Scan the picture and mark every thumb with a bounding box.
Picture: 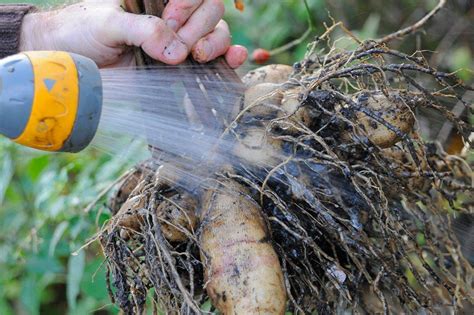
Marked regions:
[110,12,189,64]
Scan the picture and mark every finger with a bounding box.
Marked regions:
[101,51,136,69]
[225,45,248,69]
[110,12,189,65]
[177,0,225,49]
[162,0,203,32]
[191,20,231,63]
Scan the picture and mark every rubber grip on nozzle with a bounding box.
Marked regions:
[61,53,103,153]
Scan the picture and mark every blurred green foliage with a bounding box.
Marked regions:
[0,0,472,313]
[0,138,139,314]
[222,0,473,79]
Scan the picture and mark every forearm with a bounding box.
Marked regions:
[0,4,36,58]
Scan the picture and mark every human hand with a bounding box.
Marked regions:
[20,0,247,68]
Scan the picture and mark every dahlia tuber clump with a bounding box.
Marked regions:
[99,1,472,314]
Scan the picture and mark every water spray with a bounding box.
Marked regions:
[0,51,245,172]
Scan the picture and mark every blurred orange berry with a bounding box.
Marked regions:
[234,0,245,12]
[252,48,271,64]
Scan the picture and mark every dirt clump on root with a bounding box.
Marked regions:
[99,5,473,315]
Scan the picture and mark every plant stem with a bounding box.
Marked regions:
[265,0,316,57]
[377,0,447,44]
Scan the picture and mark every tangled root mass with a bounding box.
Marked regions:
[99,3,473,314]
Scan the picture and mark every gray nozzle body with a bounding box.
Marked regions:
[0,53,34,139]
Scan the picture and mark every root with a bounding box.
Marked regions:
[98,0,473,313]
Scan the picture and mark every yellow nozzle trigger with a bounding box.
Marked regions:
[14,51,79,151]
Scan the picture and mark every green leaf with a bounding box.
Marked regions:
[48,221,69,257]
[201,299,213,312]
[0,288,14,315]
[360,13,380,39]
[26,155,49,181]
[449,46,472,81]
[0,151,13,204]
[20,275,39,315]
[67,251,85,309]
[80,258,109,300]
[26,256,64,274]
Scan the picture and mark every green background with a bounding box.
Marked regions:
[0,0,472,314]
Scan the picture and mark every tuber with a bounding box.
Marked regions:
[114,176,198,242]
[200,179,287,315]
[342,91,416,148]
[109,168,143,214]
[242,64,294,88]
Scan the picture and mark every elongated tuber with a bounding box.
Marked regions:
[200,179,287,315]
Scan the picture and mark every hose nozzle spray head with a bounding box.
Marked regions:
[0,51,103,152]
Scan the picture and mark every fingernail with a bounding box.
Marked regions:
[193,40,213,62]
[164,39,188,61]
[166,19,179,32]
[194,40,213,62]
[201,40,213,60]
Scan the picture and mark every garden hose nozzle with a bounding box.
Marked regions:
[0,51,102,152]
